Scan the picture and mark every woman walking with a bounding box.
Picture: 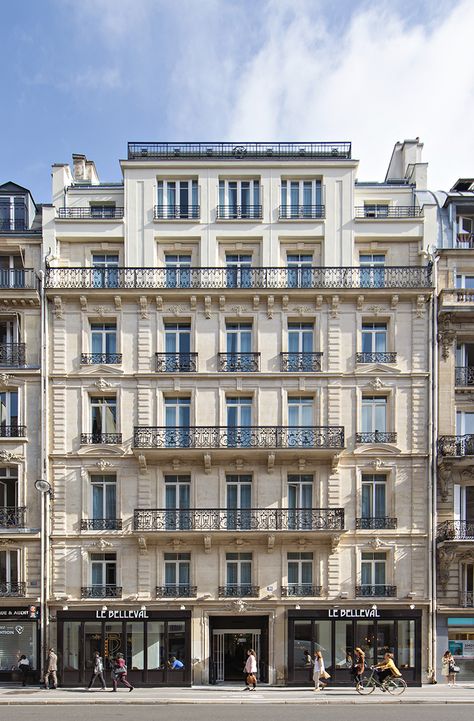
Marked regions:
[351,647,365,688]
[313,650,328,691]
[87,651,106,690]
[111,653,134,692]
[243,649,257,691]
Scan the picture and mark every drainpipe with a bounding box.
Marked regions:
[431,253,439,682]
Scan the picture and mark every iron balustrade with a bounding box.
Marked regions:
[0,343,26,366]
[356,517,398,530]
[0,269,37,289]
[133,425,345,450]
[0,218,28,232]
[133,508,344,531]
[218,352,260,372]
[45,265,432,290]
[279,205,325,219]
[128,142,352,160]
[218,585,259,598]
[81,433,122,445]
[81,586,122,598]
[80,352,122,365]
[155,353,198,372]
[457,233,474,248]
[438,435,474,457]
[354,206,423,219]
[461,592,474,607]
[57,207,124,219]
[355,585,397,597]
[0,425,26,438]
[437,520,474,541]
[0,506,26,528]
[280,352,323,372]
[281,585,322,597]
[217,205,262,220]
[0,582,26,597]
[154,204,200,220]
[455,367,474,386]
[80,519,123,531]
[156,585,197,598]
[356,431,397,444]
[356,352,397,364]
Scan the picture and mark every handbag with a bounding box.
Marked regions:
[246,673,257,685]
[320,670,331,680]
[452,665,460,673]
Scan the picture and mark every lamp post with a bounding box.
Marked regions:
[35,479,52,678]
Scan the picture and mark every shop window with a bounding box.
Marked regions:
[168,621,186,669]
[126,622,144,670]
[293,620,313,674]
[148,621,165,669]
[398,620,415,669]
[335,620,354,670]
[63,621,80,671]
[376,620,396,662]
[355,620,376,666]
[0,619,37,670]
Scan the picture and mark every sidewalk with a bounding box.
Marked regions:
[0,683,472,705]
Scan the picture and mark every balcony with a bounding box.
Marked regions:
[81,433,122,445]
[218,585,259,598]
[155,353,198,373]
[80,519,123,531]
[0,217,28,233]
[81,585,122,598]
[281,585,322,597]
[354,206,423,219]
[456,233,474,248]
[280,352,322,372]
[437,520,474,541]
[0,507,26,528]
[45,265,432,290]
[0,582,26,597]
[356,517,398,530]
[438,435,474,458]
[57,207,124,219]
[218,352,260,372]
[455,367,474,386]
[154,204,200,220]
[128,142,352,161]
[81,353,122,365]
[0,343,26,367]
[439,288,474,311]
[216,205,262,220]
[0,425,26,438]
[133,508,345,532]
[0,269,37,290]
[460,592,474,607]
[156,585,197,598]
[356,352,397,364]
[356,431,397,444]
[355,585,397,597]
[279,205,325,220]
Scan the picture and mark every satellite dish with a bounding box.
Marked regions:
[35,479,51,493]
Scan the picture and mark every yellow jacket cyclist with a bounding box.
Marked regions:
[374,653,402,684]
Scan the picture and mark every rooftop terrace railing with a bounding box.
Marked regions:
[128,142,352,161]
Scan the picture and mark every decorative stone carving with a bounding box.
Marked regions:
[438,314,456,360]
[367,537,384,550]
[231,305,246,316]
[79,296,87,311]
[94,378,112,391]
[357,295,364,311]
[190,296,197,310]
[267,453,275,473]
[267,296,274,319]
[167,305,185,316]
[369,458,386,470]
[253,296,260,310]
[172,458,180,471]
[267,535,275,553]
[415,295,426,318]
[0,373,11,386]
[368,376,385,390]
[203,453,212,474]
[316,295,323,309]
[92,539,113,550]
[0,450,23,463]
[367,305,384,315]
[391,295,399,309]
[203,536,211,554]
[438,463,452,502]
[93,306,109,317]
[138,455,147,474]
[227,599,253,613]
[204,296,211,319]
[96,460,112,471]
[53,296,63,319]
[139,296,148,319]
[156,296,163,311]
[298,458,306,471]
[114,296,122,310]
[219,296,226,311]
[438,546,457,590]
[330,295,340,318]
[292,305,311,316]
[331,454,340,473]
[331,535,341,553]
[137,536,147,555]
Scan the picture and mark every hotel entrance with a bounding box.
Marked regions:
[209,615,268,683]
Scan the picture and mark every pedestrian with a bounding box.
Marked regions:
[243,649,257,691]
[351,647,365,688]
[313,650,330,691]
[87,651,106,690]
[111,653,134,692]
[18,655,30,687]
[441,650,458,686]
[44,648,58,689]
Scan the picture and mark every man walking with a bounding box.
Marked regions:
[87,651,106,690]
[44,648,58,689]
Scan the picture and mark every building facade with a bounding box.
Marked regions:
[42,141,434,686]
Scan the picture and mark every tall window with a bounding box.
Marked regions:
[0,255,25,288]
[226,474,252,529]
[456,344,474,386]
[0,549,19,592]
[0,196,27,231]
[92,254,119,288]
[360,253,385,288]
[287,322,314,371]
[288,474,313,529]
[286,253,313,288]
[0,319,19,348]
[225,322,253,370]
[157,180,198,219]
[361,396,387,433]
[361,474,386,519]
[219,180,260,219]
[91,475,116,521]
[456,275,474,290]
[90,323,117,362]
[0,468,19,528]
[225,253,252,288]
[165,254,191,288]
[281,180,322,218]
[90,397,117,440]
[226,397,252,447]
[164,475,191,530]
[362,323,387,354]
[165,398,191,447]
[90,553,117,590]
[454,485,474,530]
[163,323,192,372]
[361,552,387,592]
[456,411,474,435]
[225,552,252,594]
[164,553,191,592]
[287,552,313,593]
[0,390,19,434]
[288,396,313,446]
[461,563,474,606]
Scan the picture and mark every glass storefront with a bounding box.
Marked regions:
[447,617,474,682]
[0,606,39,682]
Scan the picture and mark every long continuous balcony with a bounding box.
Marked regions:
[218,585,259,598]
[437,520,474,541]
[155,352,198,373]
[156,585,197,598]
[356,517,397,530]
[354,206,423,219]
[356,431,397,444]
[438,435,474,457]
[279,205,325,219]
[57,207,124,219]
[154,204,200,220]
[81,433,122,445]
[45,265,432,290]
[81,585,122,598]
[455,367,474,386]
[0,582,26,597]
[0,425,26,438]
[128,141,352,160]
[355,585,397,597]
[216,205,262,220]
[0,269,38,290]
[218,352,260,372]
[80,519,123,531]
[81,353,122,365]
[0,343,26,367]
[0,507,26,528]
[133,508,345,532]
[356,352,397,364]
[280,352,322,372]
[281,585,322,597]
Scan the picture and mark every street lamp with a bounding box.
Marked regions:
[35,479,53,678]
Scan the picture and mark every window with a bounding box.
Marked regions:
[165,475,191,529]
[0,255,25,288]
[456,411,474,435]
[361,551,387,592]
[362,323,387,353]
[456,344,474,386]
[165,254,191,288]
[226,397,252,447]
[363,203,389,218]
[457,216,474,246]
[456,275,474,290]
[360,254,385,288]
[92,254,119,288]
[0,196,27,231]
[225,253,252,288]
[225,552,252,594]
[90,323,117,362]
[286,322,315,371]
[90,553,117,590]
[288,474,313,529]
[90,397,117,440]
[0,390,19,434]
[163,323,192,371]
[361,474,386,519]
[224,322,254,370]
[157,180,198,219]
[361,396,387,433]
[164,553,191,592]
[0,318,23,366]
[91,475,116,521]
[0,549,20,594]
[281,180,322,218]
[0,468,19,528]
[218,180,260,219]
[226,474,252,529]
[288,396,313,446]
[287,253,313,288]
[454,485,474,527]
[287,552,313,593]
[165,398,191,447]
[89,203,116,219]
[461,563,474,606]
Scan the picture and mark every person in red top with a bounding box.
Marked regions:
[111,654,134,692]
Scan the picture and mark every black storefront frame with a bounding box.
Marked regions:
[0,606,40,684]
[209,614,269,684]
[57,610,191,686]
[288,608,422,686]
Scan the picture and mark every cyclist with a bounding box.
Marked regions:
[374,652,402,688]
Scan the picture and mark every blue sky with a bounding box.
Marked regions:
[1,0,473,201]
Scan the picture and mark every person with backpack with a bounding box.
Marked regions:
[87,651,106,690]
[111,653,134,692]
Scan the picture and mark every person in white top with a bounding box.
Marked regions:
[313,650,327,691]
[243,649,257,691]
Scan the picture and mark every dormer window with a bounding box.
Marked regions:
[0,196,27,231]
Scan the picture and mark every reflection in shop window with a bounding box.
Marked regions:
[126,622,144,670]
[293,620,312,672]
[63,621,80,671]
[314,621,332,670]
[148,621,165,669]
[398,620,415,669]
[335,620,353,669]
[355,621,375,666]
[376,621,395,663]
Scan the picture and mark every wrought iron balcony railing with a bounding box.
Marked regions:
[460,592,474,607]
[0,425,26,438]
[133,508,344,532]
[216,205,262,220]
[155,352,198,372]
[133,426,345,450]
[356,431,397,444]
[437,520,474,541]
[438,435,474,457]
[456,233,474,248]
[281,585,322,597]
[57,207,124,219]
[455,367,474,386]
[128,142,352,160]
[280,352,323,372]
[156,585,197,598]
[218,584,259,598]
[279,205,325,219]
[81,585,122,598]
[356,517,398,530]
[154,204,200,220]
[80,519,123,531]
[355,585,397,597]
[0,217,28,232]
[356,352,397,364]
[81,353,122,365]
[218,352,260,372]
[45,265,433,290]
[0,582,26,597]
[0,343,26,367]
[81,433,122,445]
[355,206,423,219]
[0,507,26,528]
[0,269,37,289]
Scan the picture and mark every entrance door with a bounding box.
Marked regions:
[212,630,260,683]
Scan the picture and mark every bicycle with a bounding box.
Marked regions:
[356,666,407,696]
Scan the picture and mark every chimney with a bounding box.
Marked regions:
[72,154,100,185]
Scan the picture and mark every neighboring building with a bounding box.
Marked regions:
[0,182,42,680]
[43,141,434,686]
